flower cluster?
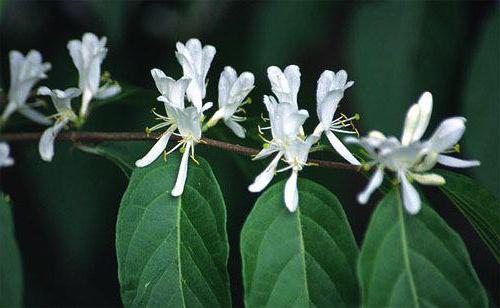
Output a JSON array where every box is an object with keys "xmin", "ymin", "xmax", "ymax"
[
  {"xmin": 0, "ymin": 32, "xmax": 121, "ymax": 163},
  {"xmin": 346, "ymin": 92, "xmax": 479, "ymax": 214},
  {"xmin": 135, "ymin": 38, "xmax": 255, "ymax": 196},
  {"xmin": 249, "ymin": 66, "xmax": 359, "ymax": 211},
  {"xmin": 0, "ymin": 36, "xmax": 480, "ymax": 217}
]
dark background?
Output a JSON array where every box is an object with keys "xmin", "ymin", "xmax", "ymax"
[{"xmin": 1, "ymin": 1, "xmax": 498, "ymax": 306}]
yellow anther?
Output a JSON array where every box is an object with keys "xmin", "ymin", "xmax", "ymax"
[{"xmin": 263, "ymin": 143, "xmax": 270, "ymax": 149}]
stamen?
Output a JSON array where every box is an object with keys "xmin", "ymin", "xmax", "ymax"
[{"xmin": 276, "ymin": 165, "xmax": 293, "ymax": 173}]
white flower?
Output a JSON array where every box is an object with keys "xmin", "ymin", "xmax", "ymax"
[
  {"xmin": 37, "ymin": 87, "xmax": 81, "ymax": 162},
  {"xmin": 0, "ymin": 143, "xmax": 14, "ymax": 167},
  {"xmin": 249, "ymin": 96, "xmax": 312, "ymax": 212},
  {"xmin": 313, "ymin": 70, "xmax": 359, "ymax": 165},
  {"xmin": 1, "ymin": 50, "xmax": 52, "ymax": 125},
  {"xmin": 136, "ymin": 69, "xmax": 211, "ymax": 197},
  {"xmin": 67, "ymin": 32, "xmax": 121, "ymax": 117},
  {"xmin": 175, "ymin": 38, "xmax": 216, "ymax": 111},
  {"xmin": 207, "ymin": 66, "xmax": 255, "ymax": 138},
  {"xmin": 267, "ymin": 65, "xmax": 301, "ymax": 109},
  {"xmin": 346, "ymin": 91, "xmax": 479, "ymax": 214}
]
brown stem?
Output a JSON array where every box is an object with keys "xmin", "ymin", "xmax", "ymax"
[{"xmin": 0, "ymin": 132, "xmax": 361, "ymax": 172}]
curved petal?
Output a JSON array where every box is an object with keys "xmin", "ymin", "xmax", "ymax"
[
  {"xmin": 437, "ymin": 154, "xmax": 480, "ymax": 168},
  {"xmin": 283, "ymin": 65, "xmax": 300, "ymax": 107},
  {"xmin": 96, "ymin": 83, "xmax": 121, "ymax": 99},
  {"xmin": 224, "ymin": 119, "xmax": 246, "ymax": 138},
  {"xmin": 218, "ymin": 66, "xmax": 237, "ymax": 106},
  {"xmin": 19, "ymin": 106, "xmax": 52, "ymax": 125},
  {"xmin": 401, "ymin": 103, "xmax": 421, "ymax": 146},
  {"xmin": 400, "ymin": 173, "xmax": 421, "ymax": 215},
  {"xmin": 284, "ymin": 170, "xmax": 299, "ymax": 212},
  {"xmin": 325, "ymin": 130, "xmax": 360, "ymax": 165},
  {"xmin": 316, "ymin": 70, "xmax": 335, "ymax": 103},
  {"xmin": 135, "ymin": 133, "xmax": 172, "ymax": 167},
  {"xmin": 412, "ymin": 91, "xmax": 433, "ymax": 142},
  {"xmin": 357, "ymin": 167, "xmax": 384, "ymax": 204},
  {"xmin": 427, "ymin": 117, "xmax": 466, "ymax": 153},
  {"xmin": 249, "ymin": 153, "xmax": 282, "ymax": 192},
  {"xmin": 171, "ymin": 142, "xmax": 191, "ymax": 197},
  {"xmin": 38, "ymin": 120, "xmax": 67, "ymax": 162},
  {"xmin": 253, "ymin": 145, "xmax": 279, "ymax": 160}
]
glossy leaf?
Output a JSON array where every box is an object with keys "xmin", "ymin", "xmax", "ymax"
[
  {"xmin": 461, "ymin": 11, "xmax": 499, "ymax": 197},
  {"xmin": 116, "ymin": 153, "xmax": 231, "ymax": 307},
  {"xmin": 358, "ymin": 188, "xmax": 488, "ymax": 307},
  {"xmin": 437, "ymin": 169, "xmax": 500, "ymax": 262},
  {"xmin": 0, "ymin": 193, "xmax": 23, "ymax": 307},
  {"xmin": 241, "ymin": 179, "xmax": 359, "ymax": 307}
]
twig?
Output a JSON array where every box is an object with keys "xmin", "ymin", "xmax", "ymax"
[{"xmin": 0, "ymin": 132, "xmax": 361, "ymax": 172}]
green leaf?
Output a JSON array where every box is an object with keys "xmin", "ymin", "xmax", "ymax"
[
  {"xmin": 358, "ymin": 188, "xmax": 488, "ymax": 307},
  {"xmin": 78, "ymin": 141, "xmax": 150, "ymax": 178},
  {"xmin": 0, "ymin": 193, "xmax": 23, "ymax": 307},
  {"xmin": 116, "ymin": 153, "xmax": 231, "ymax": 307},
  {"xmin": 461, "ymin": 11, "xmax": 500, "ymax": 197},
  {"xmin": 241, "ymin": 179, "xmax": 359, "ymax": 307},
  {"xmin": 436, "ymin": 169, "xmax": 500, "ymax": 262}
]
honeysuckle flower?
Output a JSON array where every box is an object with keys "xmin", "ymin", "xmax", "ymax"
[
  {"xmin": 312, "ymin": 70, "xmax": 360, "ymax": 165},
  {"xmin": 267, "ymin": 65, "xmax": 301, "ymax": 109},
  {"xmin": 1, "ymin": 50, "xmax": 52, "ymax": 126},
  {"xmin": 136, "ymin": 69, "xmax": 211, "ymax": 196},
  {"xmin": 0, "ymin": 143, "xmax": 14, "ymax": 167},
  {"xmin": 249, "ymin": 96, "xmax": 311, "ymax": 212},
  {"xmin": 67, "ymin": 32, "xmax": 121, "ymax": 118},
  {"xmin": 206, "ymin": 66, "xmax": 255, "ymax": 138},
  {"xmin": 175, "ymin": 38, "xmax": 216, "ymax": 111},
  {"xmin": 346, "ymin": 91, "xmax": 480, "ymax": 214},
  {"xmin": 37, "ymin": 87, "xmax": 81, "ymax": 162}
]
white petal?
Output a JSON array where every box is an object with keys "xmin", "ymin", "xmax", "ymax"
[
  {"xmin": 201, "ymin": 102, "xmax": 213, "ymax": 113},
  {"xmin": 400, "ymin": 173, "xmax": 421, "ymax": 215},
  {"xmin": 317, "ymin": 89, "xmax": 343, "ymax": 126},
  {"xmin": 171, "ymin": 142, "xmax": 191, "ymax": 197},
  {"xmin": 412, "ymin": 91, "xmax": 433, "ymax": 142},
  {"xmin": 249, "ymin": 153, "xmax": 282, "ymax": 192},
  {"xmin": 316, "ymin": 70, "xmax": 335, "ymax": 103},
  {"xmin": 437, "ymin": 154, "xmax": 480, "ymax": 168},
  {"xmin": 325, "ymin": 130, "xmax": 360, "ymax": 165},
  {"xmin": 38, "ymin": 120, "xmax": 67, "ymax": 162},
  {"xmin": 67, "ymin": 40, "xmax": 83, "ymax": 72},
  {"xmin": 1, "ymin": 102, "xmax": 18, "ymax": 122},
  {"xmin": 357, "ymin": 167, "xmax": 384, "ymax": 204},
  {"xmin": 224, "ymin": 119, "xmax": 246, "ymax": 138},
  {"xmin": 9, "ymin": 50, "xmax": 24, "ymax": 86},
  {"xmin": 218, "ymin": 66, "xmax": 237, "ymax": 106},
  {"xmin": 284, "ymin": 170, "xmax": 299, "ymax": 212},
  {"xmin": 411, "ymin": 173, "xmax": 446, "ymax": 186},
  {"xmin": 427, "ymin": 117, "xmax": 466, "ymax": 153},
  {"xmin": 96, "ymin": 83, "xmax": 121, "ymax": 99},
  {"xmin": 0, "ymin": 143, "xmax": 14, "ymax": 167},
  {"xmin": 253, "ymin": 145, "xmax": 279, "ymax": 160},
  {"xmin": 401, "ymin": 103, "xmax": 421, "ymax": 146},
  {"xmin": 135, "ymin": 133, "xmax": 172, "ymax": 167},
  {"xmin": 18, "ymin": 106, "xmax": 52, "ymax": 125},
  {"xmin": 283, "ymin": 65, "xmax": 300, "ymax": 107}
]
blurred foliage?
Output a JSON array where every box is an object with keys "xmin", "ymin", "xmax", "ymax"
[
  {"xmin": 462, "ymin": 11, "xmax": 499, "ymax": 197},
  {"xmin": 0, "ymin": 0, "xmax": 498, "ymax": 306}
]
